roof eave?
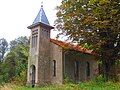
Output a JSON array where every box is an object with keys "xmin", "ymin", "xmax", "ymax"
[
  {"xmin": 27, "ymin": 22, "xmax": 54, "ymax": 29},
  {"xmin": 50, "ymin": 39, "xmax": 95, "ymax": 55},
  {"xmin": 63, "ymin": 48, "xmax": 95, "ymax": 55}
]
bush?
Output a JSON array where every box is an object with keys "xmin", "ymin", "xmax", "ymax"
[
  {"xmin": 63, "ymin": 75, "xmax": 74, "ymax": 84},
  {"xmin": 13, "ymin": 71, "xmax": 27, "ymax": 86},
  {"xmin": 94, "ymin": 75, "xmax": 104, "ymax": 83}
]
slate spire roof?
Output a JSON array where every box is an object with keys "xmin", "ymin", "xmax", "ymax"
[
  {"xmin": 28, "ymin": 3, "xmax": 53, "ymax": 29},
  {"xmin": 33, "ymin": 4, "xmax": 50, "ymax": 25}
]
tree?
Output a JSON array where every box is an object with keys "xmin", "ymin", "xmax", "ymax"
[
  {"xmin": 0, "ymin": 38, "xmax": 8, "ymax": 62},
  {"xmin": 1, "ymin": 36, "xmax": 29, "ymax": 84},
  {"xmin": 55, "ymin": 0, "xmax": 120, "ymax": 81},
  {"xmin": 10, "ymin": 36, "xmax": 29, "ymax": 49},
  {"xmin": 3, "ymin": 51, "xmax": 16, "ymax": 80}
]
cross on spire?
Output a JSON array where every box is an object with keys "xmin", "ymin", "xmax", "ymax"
[{"xmin": 41, "ymin": 1, "xmax": 43, "ymax": 8}]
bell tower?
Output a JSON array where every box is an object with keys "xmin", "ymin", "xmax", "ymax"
[{"xmin": 27, "ymin": 4, "xmax": 54, "ymax": 86}]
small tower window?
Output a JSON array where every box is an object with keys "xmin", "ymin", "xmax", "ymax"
[
  {"xmin": 42, "ymin": 29, "xmax": 48, "ymax": 39},
  {"xmin": 74, "ymin": 61, "xmax": 79, "ymax": 77},
  {"xmin": 53, "ymin": 60, "xmax": 56, "ymax": 77},
  {"xmin": 86, "ymin": 62, "xmax": 90, "ymax": 77},
  {"xmin": 32, "ymin": 29, "xmax": 38, "ymax": 48}
]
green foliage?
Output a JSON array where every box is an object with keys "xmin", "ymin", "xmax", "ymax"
[
  {"xmin": 0, "ymin": 63, "xmax": 9, "ymax": 85},
  {"xmin": 4, "ymin": 51, "xmax": 16, "ymax": 79},
  {"xmin": 14, "ymin": 71, "xmax": 27, "ymax": 85},
  {"xmin": 0, "ymin": 36, "xmax": 29, "ymax": 85},
  {"xmin": 94, "ymin": 75, "xmax": 104, "ymax": 83},
  {"xmin": 63, "ymin": 75, "xmax": 74, "ymax": 84},
  {"xmin": 81, "ymin": 43, "xmax": 93, "ymax": 50},
  {"xmin": 55, "ymin": 0, "xmax": 119, "ymax": 53},
  {"xmin": 11, "ymin": 81, "xmax": 120, "ymax": 90},
  {"xmin": 78, "ymin": 81, "xmax": 120, "ymax": 90},
  {"xmin": 0, "ymin": 38, "xmax": 8, "ymax": 62}
]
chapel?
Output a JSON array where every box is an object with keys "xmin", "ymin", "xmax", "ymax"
[{"xmin": 27, "ymin": 4, "xmax": 98, "ymax": 87}]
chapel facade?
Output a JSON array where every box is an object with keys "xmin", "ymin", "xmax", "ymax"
[{"xmin": 27, "ymin": 5, "xmax": 98, "ymax": 87}]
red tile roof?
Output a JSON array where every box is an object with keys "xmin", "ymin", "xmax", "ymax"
[{"xmin": 50, "ymin": 39, "xmax": 94, "ymax": 55}]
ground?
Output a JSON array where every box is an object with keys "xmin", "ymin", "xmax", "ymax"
[{"xmin": 1, "ymin": 81, "xmax": 120, "ymax": 90}]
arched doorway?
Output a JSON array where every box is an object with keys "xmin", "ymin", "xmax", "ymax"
[{"xmin": 30, "ymin": 65, "xmax": 36, "ymax": 87}]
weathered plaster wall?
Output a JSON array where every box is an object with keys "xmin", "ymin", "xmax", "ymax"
[
  {"xmin": 37, "ymin": 27, "xmax": 51, "ymax": 85},
  {"xmin": 64, "ymin": 52, "xmax": 98, "ymax": 82},
  {"xmin": 50, "ymin": 42, "xmax": 63, "ymax": 84},
  {"xmin": 27, "ymin": 26, "xmax": 40, "ymax": 86}
]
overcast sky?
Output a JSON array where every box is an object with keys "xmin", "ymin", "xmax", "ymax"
[{"xmin": 0, "ymin": 0, "xmax": 62, "ymax": 42}]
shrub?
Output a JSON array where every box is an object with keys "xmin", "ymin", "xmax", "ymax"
[
  {"xmin": 95, "ymin": 75, "xmax": 104, "ymax": 83},
  {"xmin": 13, "ymin": 71, "xmax": 27, "ymax": 86}
]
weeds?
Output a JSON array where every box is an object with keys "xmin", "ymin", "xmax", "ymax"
[{"xmin": 1, "ymin": 75, "xmax": 120, "ymax": 90}]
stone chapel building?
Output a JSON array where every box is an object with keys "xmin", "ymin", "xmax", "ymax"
[{"xmin": 27, "ymin": 5, "xmax": 98, "ymax": 87}]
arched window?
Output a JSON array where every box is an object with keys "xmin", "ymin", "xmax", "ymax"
[
  {"xmin": 32, "ymin": 29, "xmax": 38, "ymax": 48},
  {"xmin": 74, "ymin": 61, "xmax": 79, "ymax": 77},
  {"xmin": 86, "ymin": 62, "xmax": 90, "ymax": 77},
  {"xmin": 30, "ymin": 65, "xmax": 36, "ymax": 87},
  {"xmin": 53, "ymin": 60, "xmax": 56, "ymax": 76}
]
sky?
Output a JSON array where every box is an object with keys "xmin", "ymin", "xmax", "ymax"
[{"xmin": 0, "ymin": 0, "xmax": 62, "ymax": 42}]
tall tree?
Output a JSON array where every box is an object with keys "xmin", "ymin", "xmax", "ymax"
[
  {"xmin": 55, "ymin": 0, "xmax": 120, "ymax": 81},
  {"xmin": 0, "ymin": 38, "xmax": 8, "ymax": 62},
  {"xmin": 10, "ymin": 36, "xmax": 29, "ymax": 49}
]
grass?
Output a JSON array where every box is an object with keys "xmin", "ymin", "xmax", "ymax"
[{"xmin": 1, "ymin": 81, "xmax": 120, "ymax": 90}]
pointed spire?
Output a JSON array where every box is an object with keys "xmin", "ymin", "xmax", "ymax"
[
  {"xmin": 27, "ymin": 2, "xmax": 54, "ymax": 29},
  {"xmin": 32, "ymin": 2, "xmax": 50, "ymax": 25}
]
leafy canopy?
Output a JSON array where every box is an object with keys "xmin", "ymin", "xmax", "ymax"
[{"xmin": 55, "ymin": 0, "xmax": 120, "ymax": 55}]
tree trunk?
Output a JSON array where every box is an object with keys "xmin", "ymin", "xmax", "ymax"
[
  {"xmin": 109, "ymin": 60, "xmax": 117, "ymax": 81},
  {"xmin": 101, "ymin": 51, "xmax": 118, "ymax": 81},
  {"xmin": 101, "ymin": 51, "xmax": 108, "ymax": 81},
  {"xmin": 102, "ymin": 60, "xmax": 108, "ymax": 81}
]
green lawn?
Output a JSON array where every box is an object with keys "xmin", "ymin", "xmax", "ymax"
[
  {"xmin": 1, "ymin": 79, "xmax": 120, "ymax": 90},
  {"xmin": 12, "ymin": 82, "xmax": 120, "ymax": 90}
]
